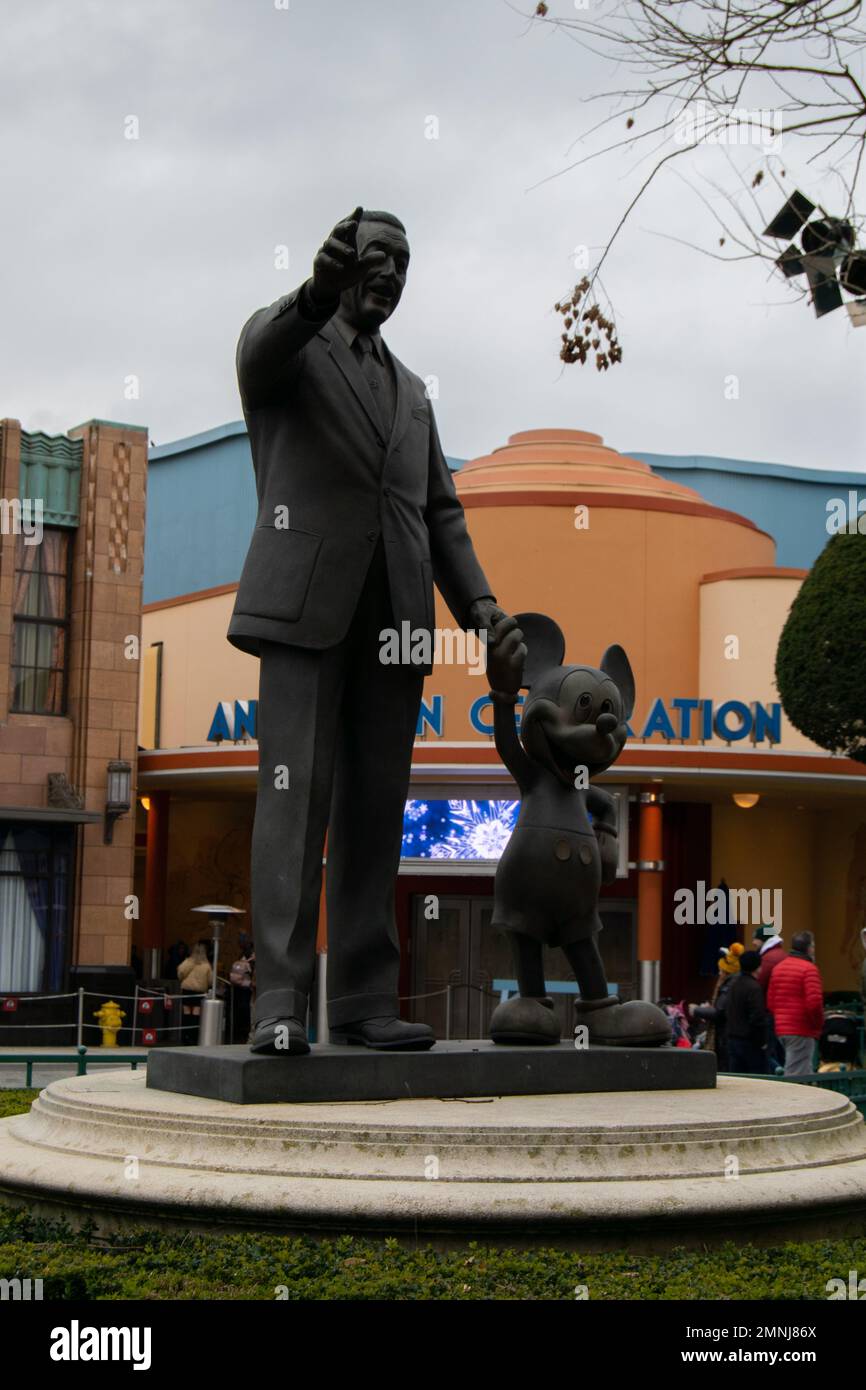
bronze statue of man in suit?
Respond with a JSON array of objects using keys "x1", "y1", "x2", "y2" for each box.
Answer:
[{"x1": 229, "y1": 208, "x2": 505, "y2": 1054}]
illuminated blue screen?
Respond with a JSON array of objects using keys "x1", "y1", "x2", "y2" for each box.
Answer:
[{"x1": 401, "y1": 799, "x2": 519, "y2": 862}]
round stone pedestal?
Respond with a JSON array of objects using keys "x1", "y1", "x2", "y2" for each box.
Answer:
[{"x1": 2, "y1": 1070, "x2": 866, "y2": 1247}]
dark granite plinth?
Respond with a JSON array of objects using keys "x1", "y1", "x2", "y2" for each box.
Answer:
[{"x1": 146, "y1": 1041, "x2": 716, "y2": 1106}]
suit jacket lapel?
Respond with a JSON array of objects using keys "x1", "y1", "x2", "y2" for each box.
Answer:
[
  {"x1": 385, "y1": 350, "x2": 412, "y2": 455},
  {"x1": 320, "y1": 324, "x2": 416, "y2": 454},
  {"x1": 319, "y1": 323, "x2": 385, "y2": 441}
]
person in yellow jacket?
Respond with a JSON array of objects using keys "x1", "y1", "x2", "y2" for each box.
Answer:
[{"x1": 177, "y1": 941, "x2": 213, "y2": 1045}]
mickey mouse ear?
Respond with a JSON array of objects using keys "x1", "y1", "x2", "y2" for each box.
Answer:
[
  {"x1": 600, "y1": 644, "x2": 635, "y2": 720},
  {"x1": 513, "y1": 612, "x2": 566, "y2": 688}
]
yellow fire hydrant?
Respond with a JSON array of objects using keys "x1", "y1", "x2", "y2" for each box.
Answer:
[{"x1": 94, "y1": 1000, "x2": 125, "y2": 1047}]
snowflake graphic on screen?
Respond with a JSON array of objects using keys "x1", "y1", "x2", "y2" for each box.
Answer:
[{"x1": 402, "y1": 799, "x2": 518, "y2": 861}]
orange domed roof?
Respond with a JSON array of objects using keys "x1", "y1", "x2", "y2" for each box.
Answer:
[{"x1": 457, "y1": 428, "x2": 710, "y2": 507}]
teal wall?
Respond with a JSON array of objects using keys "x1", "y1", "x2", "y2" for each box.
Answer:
[
  {"x1": 145, "y1": 423, "x2": 257, "y2": 604},
  {"x1": 628, "y1": 451, "x2": 866, "y2": 570},
  {"x1": 143, "y1": 424, "x2": 866, "y2": 605}
]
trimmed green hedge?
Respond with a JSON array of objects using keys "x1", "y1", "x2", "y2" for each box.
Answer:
[
  {"x1": 0, "y1": 1212, "x2": 864, "y2": 1299},
  {"x1": 2, "y1": 1089, "x2": 865, "y2": 1299}
]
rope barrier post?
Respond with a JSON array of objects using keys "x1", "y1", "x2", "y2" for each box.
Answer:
[
  {"x1": 76, "y1": 1046, "x2": 87, "y2": 1077},
  {"x1": 445, "y1": 983, "x2": 452, "y2": 1041},
  {"x1": 76, "y1": 987, "x2": 85, "y2": 1048},
  {"x1": 131, "y1": 983, "x2": 139, "y2": 1048},
  {"x1": 26, "y1": 1060, "x2": 32, "y2": 1088}
]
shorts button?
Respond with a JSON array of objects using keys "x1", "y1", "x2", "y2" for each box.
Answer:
[
  {"x1": 579, "y1": 844, "x2": 593, "y2": 865},
  {"x1": 555, "y1": 840, "x2": 571, "y2": 861}
]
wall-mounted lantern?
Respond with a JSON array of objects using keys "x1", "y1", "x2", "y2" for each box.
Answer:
[{"x1": 104, "y1": 759, "x2": 132, "y2": 843}]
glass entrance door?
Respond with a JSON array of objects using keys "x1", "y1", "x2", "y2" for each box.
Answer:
[
  {"x1": 409, "y1": 893, "x2": 637, "y2": 1039},
  {"x1": 410, "y1": 896, "x2": 510, "y2": 1038}
]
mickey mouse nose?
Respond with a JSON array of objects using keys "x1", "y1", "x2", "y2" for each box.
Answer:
[{"x1": 596, "y1": 713, "x2": 619, "y2": 735}]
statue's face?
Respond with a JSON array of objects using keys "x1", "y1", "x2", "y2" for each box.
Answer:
[
  {"x1": 341, "y1": 219, "x2": 410, "y2": 331},
  {"x1": 520, "y1": 667, "x2": 629, "y2": 785}
]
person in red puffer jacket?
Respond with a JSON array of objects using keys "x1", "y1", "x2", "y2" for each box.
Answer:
[{"x1": 767, "y1": 931, "x2": 825, "y2": 1075}]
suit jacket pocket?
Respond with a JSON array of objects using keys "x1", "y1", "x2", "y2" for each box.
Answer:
[{"x1": 238, "y1": 526, "x2": 323, "y2": 623}]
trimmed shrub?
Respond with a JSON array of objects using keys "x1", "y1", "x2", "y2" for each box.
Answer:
[
  {"x1": 776, "y1": 532, "x2": 866, "y2": 762},
  {"x1": 0, "y1": 1207, "x2": 864, "y2": 1300}
]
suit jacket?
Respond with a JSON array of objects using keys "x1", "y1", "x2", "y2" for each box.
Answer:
[{"x1": 227, "y1": 284, "x2": 493, "y2": 661}]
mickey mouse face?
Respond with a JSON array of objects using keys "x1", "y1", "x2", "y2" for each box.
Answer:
[
  {"x1": 561, "y1": 669, "x2": 624, "y2": 730},
  {"x1": 512, "y1": 614, "x2": 635, "y2": 785}
]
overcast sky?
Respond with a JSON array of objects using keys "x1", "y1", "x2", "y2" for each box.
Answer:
[{"x1": 1, "y1": 0, "x2": 864, "y2": 471}]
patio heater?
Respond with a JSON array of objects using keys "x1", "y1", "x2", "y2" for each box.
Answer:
[{"x1": 191, "y1": 904, "x2": 245, "y2": 1046}]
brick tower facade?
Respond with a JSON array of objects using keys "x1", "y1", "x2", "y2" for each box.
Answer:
[{"x1": 0, "y1": 417, "x2": 146, "y2": 990}]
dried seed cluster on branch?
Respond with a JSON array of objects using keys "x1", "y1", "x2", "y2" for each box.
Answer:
[{"x1": 556, "y1": 278, "x2": 622, "y2": 369}]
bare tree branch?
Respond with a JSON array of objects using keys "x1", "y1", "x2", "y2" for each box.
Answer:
[{"x1": 531, "y1": 0, "x2": 866, "y2": 362}]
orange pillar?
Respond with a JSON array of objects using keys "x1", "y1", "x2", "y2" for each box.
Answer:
[
  {"x1": 637, "y1": 787, "x2": 664, "y2": 1001},
  {"x1": 142, "y1": 791, "x2": 170, "y2": 973}
]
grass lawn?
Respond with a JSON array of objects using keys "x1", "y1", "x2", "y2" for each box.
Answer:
[
  {"x1": 0, "y1": 1090, "x2": 42, "y2": 1119},
  {"x1": 1, "y1": 1088, "x2": 863, "y2": 1300}
]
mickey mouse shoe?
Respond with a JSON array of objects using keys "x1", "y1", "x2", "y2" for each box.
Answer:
[
  {"x1": 573, "y1": 995, "x2": 671, "y2": 1047},
  {"x1": 490, "y1": 995, "x2": 562, "y2": 1046}
]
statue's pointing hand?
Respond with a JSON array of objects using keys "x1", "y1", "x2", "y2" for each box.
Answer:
[
  {"x1": 311, "y1": 207, "x2": 387, "y2": 305},
  {"x1": 486, "y1": 614, "x2": 527, "y2": 697}
]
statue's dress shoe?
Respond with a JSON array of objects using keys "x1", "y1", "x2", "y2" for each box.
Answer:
[
  {"x1": 489, "y1": 995, "x2": 561, "y2": 1046},
  {"x1": 330, "y1": 1017, "x2": 435, "y2": 1051},
  {"x1": 250, "y1": 1016, "x2": 311, "y2": 1056},
  {"x1": 573, "y1": 996, "x2": 671, "y2": 1047}
]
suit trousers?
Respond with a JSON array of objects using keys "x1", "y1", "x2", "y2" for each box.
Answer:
[{"x1": 251, "y1": 542, "x2": 424, "y2": 1029}]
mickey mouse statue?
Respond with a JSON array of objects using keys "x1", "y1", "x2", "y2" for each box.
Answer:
[{"x1": 485, "y1": 612, "x2": 671, "y2": 1048}]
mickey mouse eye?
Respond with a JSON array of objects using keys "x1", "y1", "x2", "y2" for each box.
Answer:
[
  {"x1": 577, "y1": 693, "x2": 592, "y2": 710},
  {"x1": 600, "y1": 698, "x2": 613, "y2": 714}
]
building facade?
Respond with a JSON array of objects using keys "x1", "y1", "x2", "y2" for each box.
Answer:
[
  {"x1": 0, "y1": 418, "x2": 146, "y2": 1004},
  {"x1": 135, "y1": 424, "x2": 866, "y2": 1036}
]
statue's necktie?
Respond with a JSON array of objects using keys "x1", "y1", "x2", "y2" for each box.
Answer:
[{"x1": 353, "y1": 333, "x2": 395, "y2": 441}]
